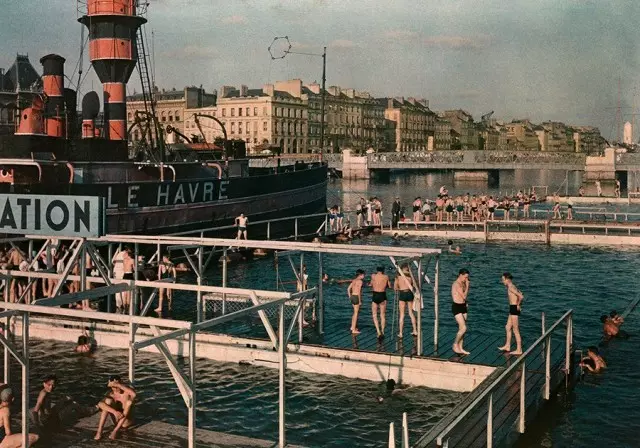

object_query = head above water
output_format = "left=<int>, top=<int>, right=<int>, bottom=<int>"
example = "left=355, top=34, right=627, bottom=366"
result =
left=447, top=240, right=453, bottom=246
left=386, top=379, right=396, bottom=391
left=0, top=387, right=13, bottom=404
left=610, top=310, right=618, bottom=318
left=458, top=268, right=470, bottom=278
left=587, top=346, right=599, bottom=355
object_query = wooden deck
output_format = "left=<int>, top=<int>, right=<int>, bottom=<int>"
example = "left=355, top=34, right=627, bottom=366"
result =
left=50, top=414, right=302, bottom=448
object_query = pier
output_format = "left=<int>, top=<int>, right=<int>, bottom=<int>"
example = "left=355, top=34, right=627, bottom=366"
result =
left=0, top=233, right=575, bottom=447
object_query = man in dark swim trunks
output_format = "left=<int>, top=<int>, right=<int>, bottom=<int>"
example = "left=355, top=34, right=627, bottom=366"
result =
left=347, top=270, right=365, bottom=335
left=451, top=269, right=470, bottom=355
left=498, top=273, right=524, bottom=355
left=370, top=267, right=391, bottom=338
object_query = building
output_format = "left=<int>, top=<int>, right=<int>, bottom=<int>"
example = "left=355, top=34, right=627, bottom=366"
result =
left=441, top=110, right=476, bottom=150
left=573, top=126, right=605, bottom=154
left=503, top=120, right=540, bottom=151
left=127, top=86, right=216, bottom=143
left=384, top=97, right=435, bottom=152
left=0, top=54, right=42, bottom=134
left=183, top=82, right=307, bottom=154
left=434, top=118, right=452, bottom=151
left=478, top=126, right=500, bottom=151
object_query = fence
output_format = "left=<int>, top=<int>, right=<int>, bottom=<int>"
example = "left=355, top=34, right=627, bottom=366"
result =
left=414, top=310, right=574, bottom=448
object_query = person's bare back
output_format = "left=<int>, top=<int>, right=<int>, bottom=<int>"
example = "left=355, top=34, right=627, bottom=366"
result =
left=371, top=272, right=390, bottom=292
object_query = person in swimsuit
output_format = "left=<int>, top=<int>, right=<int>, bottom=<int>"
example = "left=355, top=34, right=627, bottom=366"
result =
left=455, top=196, right=464, bottom=222
left=601, top=314, right=620, bottom=338
left=451, top=268, right=470, bottom=355
left=487, top=197, right=496, bottom=220
left=448, top=240, right=462, bottom=255
left=614, top=179, right=621, bottom=198
left=578, top=185, right=585, bottom=197
left=552, top=201, right=562, bottom=220
left=523, top=195, right=531, bottom=219
left=347, top=270, right=365, bottom=335
left=412, top=197, right=422, bottom=225
left=435, top=197, right=445, bottom=222
left=370, top=267, right=391, bottom=339
left=470, top=196, right=479, bottom=222
left=0, top=386, right=39, bottom=447
left=502, top=198, right=511, bottom=221
left=235, top=213, right=248, bottom=239
left=580, top=346, right=606, bottom=373
left=121, top=248, right=135, bottom=310
left=566, top=203, right=573, bottom=220
left=595, top=180, right=602, bottom=197
left=394, top=264, right=417, bottom=338
left=498, top=272, right=524, bottom=355
left=156, top=253, right=177, bottom=313
left=391, top=197, right=401, bottom=228
left=445, top=199, right=454, bottom=222
left=94, top=375, right=137, bottom=441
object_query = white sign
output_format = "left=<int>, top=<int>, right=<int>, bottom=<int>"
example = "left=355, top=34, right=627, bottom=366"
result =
left=0, top=194, right=105, bottom=237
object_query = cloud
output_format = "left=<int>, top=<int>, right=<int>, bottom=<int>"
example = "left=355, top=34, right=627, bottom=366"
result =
left=329, top=39, right=356, bottom=49
left=164, top=45, right=219, bottom=59
left=422, top=35, right=492, bottom=50
left=222, top=15, right=247, bottom=24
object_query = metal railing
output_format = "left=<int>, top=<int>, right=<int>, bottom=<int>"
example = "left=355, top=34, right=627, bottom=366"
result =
left=530, top=208, right=640, bottom=222
left=433, top=310, right=573, bottom=448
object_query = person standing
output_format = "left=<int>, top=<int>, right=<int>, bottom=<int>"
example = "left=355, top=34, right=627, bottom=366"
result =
left=595, top=180, right=602, bottom=197
left=391, top=197, right=401, bottom=229
left=370, top=267, right=390, bottom=339
left=394, top=264, right=417, bottom=338
left=235, top=213, right=248, bottom=240
left=452, top=268, right=470, bottom=355
left=498, top=273, right=524, bottom=355
left=615, top=179, right=621, bottom=198
left=347, top=270, right=365, bottom=335
left=412, top=197, right=422, bottom=225
left=156, top=253, right=177, bottom=313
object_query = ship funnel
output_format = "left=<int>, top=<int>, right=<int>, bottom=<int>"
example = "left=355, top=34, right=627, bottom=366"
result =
left=40, top=54, right=66, bottom=138
left=79, top=0, right=146, bottom=142
left=81, top=91, right=100, bottom=139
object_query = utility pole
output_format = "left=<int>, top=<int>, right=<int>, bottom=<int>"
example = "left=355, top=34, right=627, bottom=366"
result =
left=319, top=46, right=326, bottom=161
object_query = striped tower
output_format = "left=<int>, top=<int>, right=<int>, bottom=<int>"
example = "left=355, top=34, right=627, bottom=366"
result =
left=40, top=54, right=66, bottom=137
left=79, top=0, right=145, bottom=141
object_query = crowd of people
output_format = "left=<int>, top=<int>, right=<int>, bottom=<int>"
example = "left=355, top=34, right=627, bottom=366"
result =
left=390, top=186, right=541, bottom=227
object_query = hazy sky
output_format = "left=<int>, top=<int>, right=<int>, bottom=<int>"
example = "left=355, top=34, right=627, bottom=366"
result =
left=2, top=0, right=639, bottom=139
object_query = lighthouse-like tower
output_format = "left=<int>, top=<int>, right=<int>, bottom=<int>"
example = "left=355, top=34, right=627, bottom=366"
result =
left=79, top=1, right=146, bottom=141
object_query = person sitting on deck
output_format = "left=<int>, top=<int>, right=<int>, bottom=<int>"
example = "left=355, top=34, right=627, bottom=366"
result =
left=94, top=375, right=137, bottom=441
left=448, top=240, right=462, bottom=255
left=580, top=346, right=606, bottom=373
left=30, top=374, right=83, bottom=437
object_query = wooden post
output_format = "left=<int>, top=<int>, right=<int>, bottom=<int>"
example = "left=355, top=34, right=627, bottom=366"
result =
left=545, top=220, right=550, bottom=245
left=518, top=362, right=526, bottom=433
left=487, top=393, right=493, bottom=448
left=544, top=335, right=551, bottom=400
left=388, top=422, right=396, bottom=448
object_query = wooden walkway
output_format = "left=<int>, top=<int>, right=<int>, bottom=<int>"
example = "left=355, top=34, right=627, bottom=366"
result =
left=50, top=414, right=302, bottom=448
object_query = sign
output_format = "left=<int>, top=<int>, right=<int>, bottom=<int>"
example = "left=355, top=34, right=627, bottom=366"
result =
left=0, top=194, right=104, bottom=237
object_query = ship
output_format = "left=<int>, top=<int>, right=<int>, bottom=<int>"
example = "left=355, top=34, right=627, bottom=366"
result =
left=0, top=0, right=327, bottom=236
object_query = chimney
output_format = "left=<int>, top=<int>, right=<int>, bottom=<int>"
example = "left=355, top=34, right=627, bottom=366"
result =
left=418, top=98, right=429, bottom=107
left=220, top=85, right=235, bottom=98
left=81, top=91, right=100, bottom=139
left=263, top=84, right=275, bottom=96
left=345, top=88, right=355, bottom=98
left=240, top=84, right=248, bottom=96
left=327, top=86, right=340, bottom=96
left=40, top=54, right=66, bottom=137
left=306, top=82, right=320, bottom=94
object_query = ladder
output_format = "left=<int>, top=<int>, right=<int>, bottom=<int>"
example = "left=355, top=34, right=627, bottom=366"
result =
left=135, top=25, right=163, bottom=160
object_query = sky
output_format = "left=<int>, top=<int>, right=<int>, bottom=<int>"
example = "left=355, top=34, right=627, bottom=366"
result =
left=2, top=0, right=640, bottom=140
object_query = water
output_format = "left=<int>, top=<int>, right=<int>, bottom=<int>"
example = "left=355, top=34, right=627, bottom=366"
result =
left=12, top=170, right=640, bottom=447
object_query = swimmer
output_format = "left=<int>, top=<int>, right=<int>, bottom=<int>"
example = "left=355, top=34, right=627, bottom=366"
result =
left=321, top=273, right=350, bottom=285
left=395, top=264, right=417, bottom=338
left=601, top=314, right=619, bottom=338
left=347, top=270, right=365, bottom=335
left=580, top=346, right=606, bottom=373
left=498, top=273, right=524, bottom=355
left=447, top=240, right=462, bottom=255
left=452, top=268, right=470, bottom=355
left=609, top=310, right=624, bottom=326
left=75, top=335, right=93, bottom=354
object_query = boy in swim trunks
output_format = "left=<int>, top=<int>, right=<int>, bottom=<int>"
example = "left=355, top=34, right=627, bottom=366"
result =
left=498, top=272, right=524, bottom=355
left=370, top=267, right=391, bottom=338
left=347, top=270, right=365, bottom=335
left=94, top=375, right=137, bottom=441
left=235, top=213, right=248, bottom=240
left=452, top=268, right=470, bottom=355
left=394, top=264, right=417, bottom=338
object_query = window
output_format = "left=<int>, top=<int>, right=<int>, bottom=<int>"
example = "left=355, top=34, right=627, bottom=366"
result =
left=231, top=122, right=235, bottom=134
left=222, top=108, right=226, bottom=117
left=169, top=115, right=173, bottom=122
left=246, top=107, right=250, bottom=116
left=288, top=108, right=291, bottom=118
left=128, top=112, right=133, bottom=121
left=254, top=107, right=258, bottom=116
left=239, top=108, right=243, bottom=117
left=246, top=122, right=250, bottom=134
left=238, top=123, right=243, bottom=134
left=232, top=108, right=236, bottom=117
left=263, top=121, right=268, bottom=131
left=263, top=107, right=267, bottom=115
left=175, top=113, right=180, bottom=121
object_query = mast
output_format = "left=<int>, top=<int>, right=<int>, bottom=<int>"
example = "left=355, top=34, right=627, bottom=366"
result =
left=319, top=47, right=326, bottom=159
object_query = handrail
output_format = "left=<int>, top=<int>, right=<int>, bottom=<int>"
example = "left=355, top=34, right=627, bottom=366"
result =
left=169, top=212, right=329, bottom=236
left=435, top=310, right=573, bottom=445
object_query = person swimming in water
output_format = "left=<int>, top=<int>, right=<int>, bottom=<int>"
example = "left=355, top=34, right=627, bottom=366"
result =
left=601, top=314, right=620, bottom=338
left=580, top=346, right=606, bottom=373
left=447, top=240, right=462, bottom=255
left=322, top=273, right=350, bottom=285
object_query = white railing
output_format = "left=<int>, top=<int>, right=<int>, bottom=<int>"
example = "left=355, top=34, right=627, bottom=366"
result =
left=434, top=310, right=573, bottom=448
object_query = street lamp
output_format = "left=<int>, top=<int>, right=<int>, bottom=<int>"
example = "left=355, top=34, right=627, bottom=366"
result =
left=268, top=36, right=327, bottom=160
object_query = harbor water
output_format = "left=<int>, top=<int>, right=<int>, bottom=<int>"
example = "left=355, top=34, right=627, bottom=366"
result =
left=7, top=170, right=640, bottom=447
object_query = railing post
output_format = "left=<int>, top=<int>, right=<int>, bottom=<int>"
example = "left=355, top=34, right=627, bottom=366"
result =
left=487, top=393, right=493, bottom=448
left=565, top=313, right=572, bottom=373
left=278, top=303, right=286, bottom=448
left=518, top=361, right=526, bottom=433
left=388, top=422, right=396, bottom=448
left=434, top=256, right=439, bottom=351
left=544, top=335, right=551, bottom=400
left=318, top=252, right=324, bottom=334
left=402, top=412, right=409, bottom=448
left=222, top=249, right=228, bottom=315
left=21, top=312, right=29, bottom=448
left=267, top=221, right=271, bottom=240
